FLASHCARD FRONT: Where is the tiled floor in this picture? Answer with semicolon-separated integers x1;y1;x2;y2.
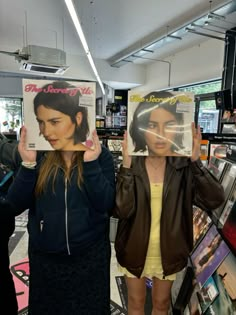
9;211;182;314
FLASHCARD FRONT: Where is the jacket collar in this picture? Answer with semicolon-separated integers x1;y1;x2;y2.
132;155;190;172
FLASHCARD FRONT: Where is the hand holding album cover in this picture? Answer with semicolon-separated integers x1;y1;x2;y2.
22;79;96;151
127;90;195;156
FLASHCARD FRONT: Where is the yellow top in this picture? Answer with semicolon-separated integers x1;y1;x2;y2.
119;183;176;281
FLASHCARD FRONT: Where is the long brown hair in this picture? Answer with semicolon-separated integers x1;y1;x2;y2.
35;151;84;196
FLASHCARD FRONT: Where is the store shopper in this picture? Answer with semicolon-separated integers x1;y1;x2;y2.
114;106;225;314
3;126;115;315
0;199;18;315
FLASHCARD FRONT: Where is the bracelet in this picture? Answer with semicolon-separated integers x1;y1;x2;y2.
21;161;37;169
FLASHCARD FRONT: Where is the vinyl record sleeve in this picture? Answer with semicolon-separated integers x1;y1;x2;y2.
219;194;235;227
216;252;236;300
204;272;236;315
222;201;236;253
193;206;212;247
127;90;194;156
207;156;229;182
188;285;203;315
222;123;236;134
190;224;230;288
200;140;209;160
22;79;96;151
213;164;236;221
198;276;219;313
209;143;227;159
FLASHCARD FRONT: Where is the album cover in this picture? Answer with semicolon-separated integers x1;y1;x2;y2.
209;143;227;159
22;79;96;151
216;252;236;300
197;276;219;313
190;224;230;288
219;200;234;227
127;90;194;156
221;110;236;123
218;186;236;227
200;140;209;161
107;139;123;152
193;206;212;247
205;272;236;315
212;163;236;221
222;123;236;134
201;160;208;167
188;285;202;315
222;200;236;254
207;156;229;182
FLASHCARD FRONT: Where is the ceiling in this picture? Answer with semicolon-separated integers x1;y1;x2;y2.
0;0;236;89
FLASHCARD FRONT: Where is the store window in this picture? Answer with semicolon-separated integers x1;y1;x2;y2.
179;80;222;133
0;97;23;138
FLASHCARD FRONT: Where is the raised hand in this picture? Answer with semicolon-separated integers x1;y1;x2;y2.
18;126;37;163
83;130;102;162
122;130;132;168
191;122;202;162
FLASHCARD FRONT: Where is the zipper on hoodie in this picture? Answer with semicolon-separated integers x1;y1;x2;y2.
64;178;71;255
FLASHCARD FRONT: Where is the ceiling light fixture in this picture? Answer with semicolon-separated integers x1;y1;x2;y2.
185;27;225;41
64;0;105;95
110;1;236;68
166;34;182;40
208;12;226;20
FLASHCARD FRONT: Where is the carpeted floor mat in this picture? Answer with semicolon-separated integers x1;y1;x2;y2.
10;258;29;315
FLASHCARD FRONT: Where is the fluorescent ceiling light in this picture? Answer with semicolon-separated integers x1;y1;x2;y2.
185;27;225;41
208;12;226;20
65;0;105;95
166;34;182;40
110;1;236;68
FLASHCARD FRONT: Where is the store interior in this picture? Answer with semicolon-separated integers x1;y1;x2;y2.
1;0;236;314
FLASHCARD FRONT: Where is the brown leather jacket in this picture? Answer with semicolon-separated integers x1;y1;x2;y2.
114;157;225;278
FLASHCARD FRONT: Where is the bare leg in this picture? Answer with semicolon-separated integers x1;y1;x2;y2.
125;276;146;315
151;277;173;315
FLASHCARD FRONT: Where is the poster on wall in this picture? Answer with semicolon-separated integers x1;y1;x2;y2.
127;90;195;156
22;79;96;151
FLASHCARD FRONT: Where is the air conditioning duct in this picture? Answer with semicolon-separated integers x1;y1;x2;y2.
19;45;69;75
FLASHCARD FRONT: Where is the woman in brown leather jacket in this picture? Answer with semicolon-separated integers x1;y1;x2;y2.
114;91;225;315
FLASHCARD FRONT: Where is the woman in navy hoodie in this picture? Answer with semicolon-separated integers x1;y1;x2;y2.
6;123;115;315
3;79;116;315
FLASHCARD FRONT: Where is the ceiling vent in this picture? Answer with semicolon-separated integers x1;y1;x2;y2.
20;62;68;74
19;45;69;75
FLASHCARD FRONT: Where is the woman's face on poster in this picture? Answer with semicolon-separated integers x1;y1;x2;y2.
36;104;82;150
143;107;178;156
